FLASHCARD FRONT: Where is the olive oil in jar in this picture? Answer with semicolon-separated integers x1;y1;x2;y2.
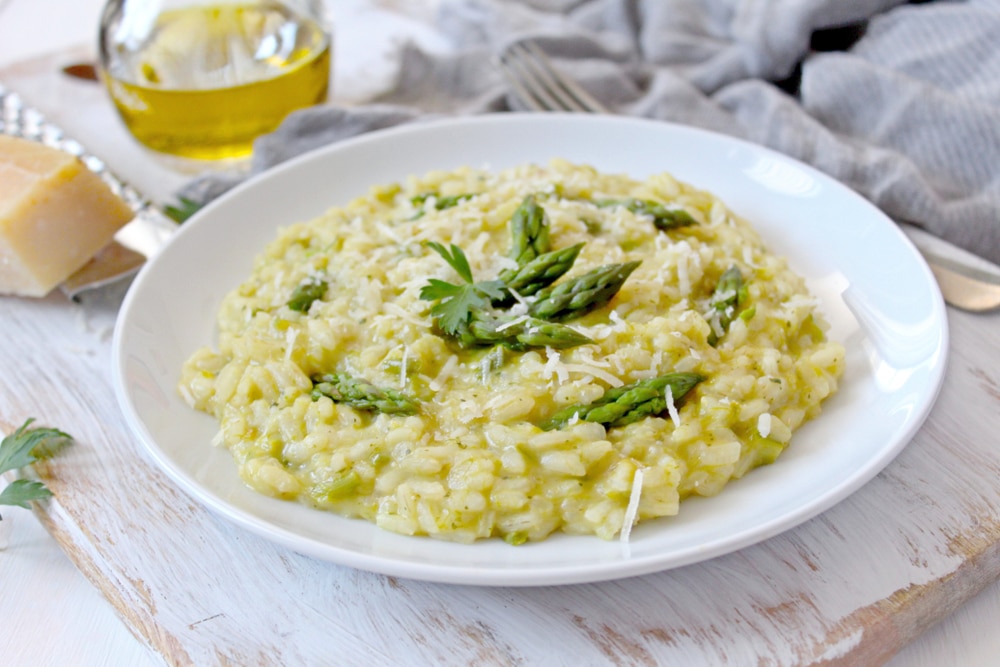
100;1;331;161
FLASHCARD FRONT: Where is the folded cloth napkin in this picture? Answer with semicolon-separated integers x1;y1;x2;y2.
181;0;1000;264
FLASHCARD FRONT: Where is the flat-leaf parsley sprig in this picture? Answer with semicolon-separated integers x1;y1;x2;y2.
0;418;73;520
419;241;508;335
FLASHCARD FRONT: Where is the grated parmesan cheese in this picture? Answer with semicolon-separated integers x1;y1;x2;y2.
478;345;504;387
609;310;627;330
542;347;570;384
382;302;430;329
496;315;530;332
284;327;298;361
620;467;644;543
575;346;611;368
400;346;410;389
714;288;736;303
783;294;819;312
664;385;680;428
677;251;691;297
562;364;623;387
758;413;773;438
374;219;401;243
587;324;613;341
429;354;459;392
708;315;725;340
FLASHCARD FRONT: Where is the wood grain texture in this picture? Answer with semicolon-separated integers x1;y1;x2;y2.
2;278;999;666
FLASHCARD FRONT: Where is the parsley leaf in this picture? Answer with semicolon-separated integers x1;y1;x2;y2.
163;196;203;223
419;242;507;334
425;242;474;283
0;419;73;520
428;281;506;334
0;479;52;510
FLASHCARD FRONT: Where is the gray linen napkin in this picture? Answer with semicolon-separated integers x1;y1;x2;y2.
181;0;1000;264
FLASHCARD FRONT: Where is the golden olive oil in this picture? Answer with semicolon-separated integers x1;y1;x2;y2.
103;3;330;161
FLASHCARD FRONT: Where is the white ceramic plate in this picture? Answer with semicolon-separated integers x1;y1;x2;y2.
112;114;948;586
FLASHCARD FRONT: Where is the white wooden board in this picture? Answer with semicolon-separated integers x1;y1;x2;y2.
3;277;999;666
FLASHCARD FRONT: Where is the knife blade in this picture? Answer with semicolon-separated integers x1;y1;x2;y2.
924;251;1000;313
901;222;1000;313
59;208;178;301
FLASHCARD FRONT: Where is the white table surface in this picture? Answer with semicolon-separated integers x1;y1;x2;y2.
2;1;999;665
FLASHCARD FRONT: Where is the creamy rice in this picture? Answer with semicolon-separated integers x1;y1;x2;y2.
178;160;845;544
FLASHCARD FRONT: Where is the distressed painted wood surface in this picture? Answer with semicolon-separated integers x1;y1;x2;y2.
2;256;999;667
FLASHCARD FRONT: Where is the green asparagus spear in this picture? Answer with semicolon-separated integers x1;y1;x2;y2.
529;261;641;322
316;470;362;500
706;265;748;346
457;313;592;350
410;192;476;218
507;195;550;266
596;198;697;231
287;278;328;313
499;242;584;298
540;372;704;430
311;373;419;415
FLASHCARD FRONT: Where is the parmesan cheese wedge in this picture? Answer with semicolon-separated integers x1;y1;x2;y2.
0;135;134;297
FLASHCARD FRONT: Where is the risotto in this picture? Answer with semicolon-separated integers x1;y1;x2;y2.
178;160;845;544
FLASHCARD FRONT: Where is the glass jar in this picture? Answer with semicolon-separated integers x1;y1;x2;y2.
98;0;331;165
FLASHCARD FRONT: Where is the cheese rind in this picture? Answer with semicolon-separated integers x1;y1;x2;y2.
0;135;134;297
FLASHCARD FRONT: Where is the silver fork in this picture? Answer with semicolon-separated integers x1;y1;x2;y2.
497;42;609;114
496;42;1000;312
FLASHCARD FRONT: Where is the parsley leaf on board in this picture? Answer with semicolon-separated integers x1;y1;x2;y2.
0;419;73;519
0;479;53;511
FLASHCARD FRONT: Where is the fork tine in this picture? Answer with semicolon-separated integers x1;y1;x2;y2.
498;43;567;111
520;42;609;114
520;43;590;112
498;42;609;114
497;47;549;112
